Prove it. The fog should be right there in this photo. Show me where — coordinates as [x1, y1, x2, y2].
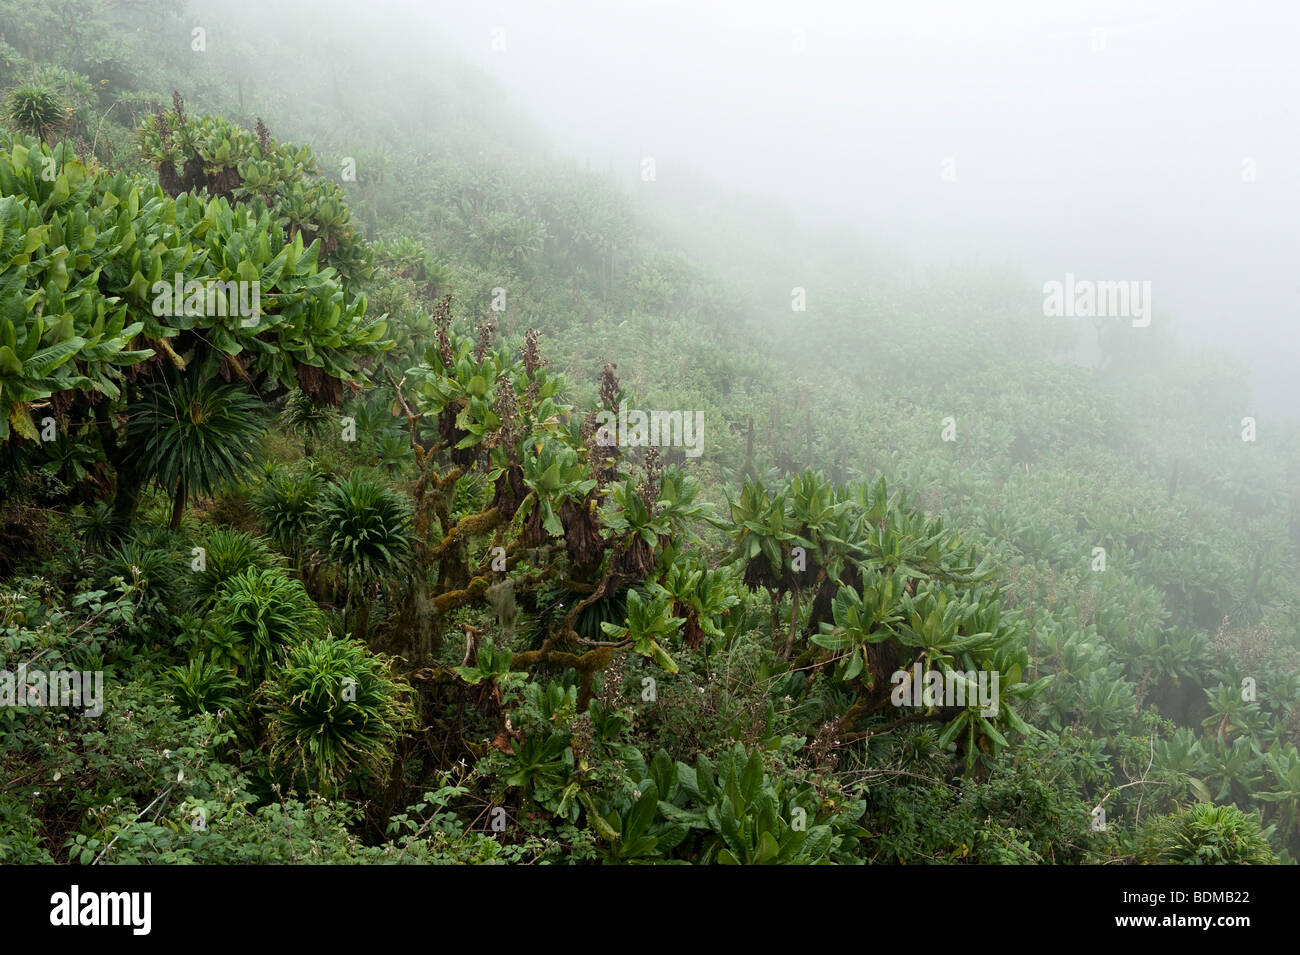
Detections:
[425, 0, 1299, 412]
[3, 0, 1298, 875]
[204, 0, 1298, 412]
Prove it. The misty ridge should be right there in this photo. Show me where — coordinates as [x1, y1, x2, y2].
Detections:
[0, 0, 1296, 879]
[167, 0, 1300, 413]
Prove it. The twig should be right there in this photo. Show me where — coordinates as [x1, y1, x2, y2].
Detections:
[90, 98, 122, 158]
[92, 785, 173, 864]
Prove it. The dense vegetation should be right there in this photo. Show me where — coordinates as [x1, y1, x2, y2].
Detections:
[0, 0, 1295, 865]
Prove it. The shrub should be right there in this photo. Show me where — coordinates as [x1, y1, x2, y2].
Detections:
[99, 537, 178, 592]
[0, 793, 54, 863]
[279, 389, 336, 456]
[204, 567, 321, 680]
[185, 528, 281, 610]
[81, 501, 117, 553]
[127, 374, 267, 530]
[98, 536, 181, 636]
[4, 84, 67, 141]
[312, 474, 412, 638]
[1139, 803, 1276, 865]
[264, 635, 412, 795]
[251, 468, 323, 556]
[167, 653, 243, 716]
[313, 474, 413, 586]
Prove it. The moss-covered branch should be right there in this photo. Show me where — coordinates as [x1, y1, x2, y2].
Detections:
[428, 506, 502, 561]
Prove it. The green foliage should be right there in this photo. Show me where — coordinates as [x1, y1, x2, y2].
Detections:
[1138, 803, 1276, 865]
[97, 534, 181, 635]
[855, 733, 1105, 863]
[137, 107, 371, 277]
[70, 795, 376, 865]
[5, 84, 67, 141]
[278, 388, 334, 450]
[518, 436, 596, 537]
[0, 119, 389, 450]
[600, 587, 683, 673]
[185, 527, 280, 608]
[312, 473, 412, 590]
[0, 791, 54, 863]
[454, 638, 522, 689]
[603, 468, 712, 546]
[128, 372, 266, 527]
[655, 744, 860, 864]
[2, 3, 1296, 868]
[203, 567, 321, 680]
[167, 652, 242, 716]
[264, 635, 413, 795]
[251, 466, 322, 555]
[0, 137, 151, 441]
[658, 546, 740, 649]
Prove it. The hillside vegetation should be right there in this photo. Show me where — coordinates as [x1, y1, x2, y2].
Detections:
[0, 0, 1295, 865]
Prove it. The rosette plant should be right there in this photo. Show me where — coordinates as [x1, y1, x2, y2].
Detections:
[265, 635, 413, 795]
[126, 372, 266, 529]
[312, 473, 413, 639]
[5, 85, 67, 142]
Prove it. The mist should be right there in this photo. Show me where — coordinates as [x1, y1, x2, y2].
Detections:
[3, 0, 1299, 882]
[414, 0, 1298, 411]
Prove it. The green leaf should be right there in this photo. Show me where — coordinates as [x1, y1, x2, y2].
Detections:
[978, 716, 1008, 748]
[27, 337, 84, 376]
[0, 345, 22, 375]
[8, 403, 38, 440]
[938, 712, 967, 749]
[648, 640, 679, 674]
[843, 649, 864, 681]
